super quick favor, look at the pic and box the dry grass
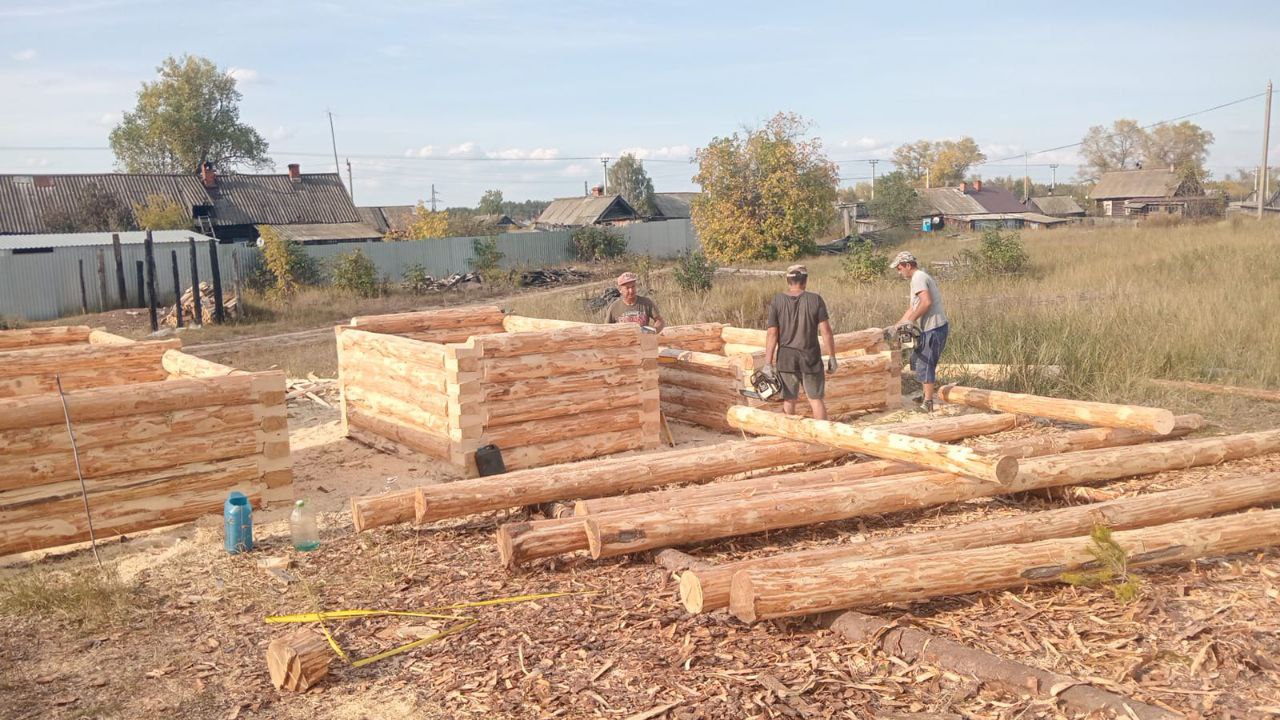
[0,563,143,632]
[512,218,1280,427]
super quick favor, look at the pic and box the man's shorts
[911,323,950,384]
[777,371,825,400]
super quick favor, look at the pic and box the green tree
[1141,121,1215,180]
[477,189,504,215]
[568,226,626,261]
[45,182,136,232]
[330,249,379,297]
[1078,119,1145,181]
[132,194,193,230]
[607,153,658,216]
[109,55,270,173]
[386,202,450,240]
[929,137,985,186]
[692,112,838,263]
[891,140,933,181]
[867,171,920,230]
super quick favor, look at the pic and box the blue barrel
[223,492,254,554]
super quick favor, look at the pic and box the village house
[1028,195,1086,218]
[917,180,1069,231]
[533,187,639,229]
[1089,168,1222,218]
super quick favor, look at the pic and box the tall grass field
[510,219,1280,429]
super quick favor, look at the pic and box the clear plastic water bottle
[290,500,320,552]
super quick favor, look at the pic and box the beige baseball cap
[891,251,917,268]
[616,272,638,286]
[785,264,808,279]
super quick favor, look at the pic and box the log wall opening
[659,325,901,431]
[336,306,662,476]
[0,325,293,556]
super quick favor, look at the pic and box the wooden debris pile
[162,281,239,326]
[285,375,338,408]
[519,267,589,287]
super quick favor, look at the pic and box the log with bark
[730,507,1280,621]
[267,629,333,691]
[937,385,1177,434]
[725,405,1018,483]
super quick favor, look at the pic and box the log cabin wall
[658,325,900,430]
[0,327,293,556]
[336,308,662,476]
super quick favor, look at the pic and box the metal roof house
[1028,196,1086,218]
[916,181,1066,230]
[534,194,638,229]
[0,163,376,243]
[652,192,699,220]
[1089,168,1220,217]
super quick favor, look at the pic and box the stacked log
[163,281,239,327]
[729,505,1280,622]
[0,371,292,556]
[338,307,661,477]
[937,385,1177,434]
[0,326,92,351]
[658,324,726,353]
[0,339,181,397]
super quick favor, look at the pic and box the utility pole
[600,157,609,194]
[346,158,354,203]
[1261,79,1273,220]
[868,159,879,200]
[924,167,930,189]
[584,180,589,196]
[327,110,341,179]
[1049,164,1059,194]
[430,184,439,212]
[1023,152,1030,202]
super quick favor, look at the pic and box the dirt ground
[2,395,1280,719]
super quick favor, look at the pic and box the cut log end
[993,455,1019,484]
[679,571,705,614]
[267,629,332,692]
[350,497,368,533]
[584,518,604,559]
[1151,412,1177,436]
[495,525,518,568]
[572,499,590,517]
[727,571,759,623]
[413,487,429,525]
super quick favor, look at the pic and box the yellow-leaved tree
[386,201,449,240]
[132,193,193,230]
[691,112,837,263]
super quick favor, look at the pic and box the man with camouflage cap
[764,264,838,420]
[891,251,949,413]
[604,271,665,332]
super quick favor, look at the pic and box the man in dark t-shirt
[765,264,838,419]
[604,271,665,331]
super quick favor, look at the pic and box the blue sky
[1,0,1278,206]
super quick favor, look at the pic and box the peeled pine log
[587,420,1240,561]
[483,407,642,448]
[0,325,91,350]
[485,383,643,426]
[1147,378,1280,404]
[502,314,588,333]
[478,323,642,357]
[337,327,448,370]
[726,405,1017,483]
[0,404,260,456]
[658,367,738,394]
[87,329,135,346]
[730,506,1280,622]
[402,325,504,345]
[346,407,450,461]
[343,384,453,435]
[499,430,653,473]
[658,323,725,353]
[970,414,1203,458]
[656,349,742,377]
[0,375,261,431]
[162,349,242,378]
[481,349,643,383]
[938,385,1176,435]
[351,305,504,334]
[721,327,883,354]
[267,629,332,691]
[485,368,643,402]
[496,517,590,567]
[581,416,1193,518]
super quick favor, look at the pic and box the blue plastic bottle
[223,491,254,554]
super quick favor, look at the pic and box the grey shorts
[777,371,825,400]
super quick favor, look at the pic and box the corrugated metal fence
[0,220,698,321]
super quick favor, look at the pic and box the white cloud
[12,49,37,61]
[269,125,296,142]
[98,111,120,126]
[487,147,559,160]
[24,157,50,167]
[413,145,434,157]
[226,67,259,83]
[616,145,691,161]
[380,45,407,58]
[447,141,480,157]
[562,163,589,176]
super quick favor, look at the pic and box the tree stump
[267,629,332,691]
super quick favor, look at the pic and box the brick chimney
[590,185,604,197]
[959,181,969,194]
[199,162,217,188]
[287,163,301,182]
[973,179,983,192]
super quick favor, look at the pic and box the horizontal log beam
[350,305,505,334]
[0,375,262,431]
[938,385,1177,435]
[477,323,642,358]
[0,326,91,350]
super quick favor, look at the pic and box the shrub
[330,249,379,297]
[401,263,433,294]
[470,237,505,273]
[964,228,1029,274]
[569,226,626,261]
[673,250,715,292]
[840,239,889,283]
[258,226,320,297]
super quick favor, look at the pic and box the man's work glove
[761,363,776,378]
[825,356,838,375]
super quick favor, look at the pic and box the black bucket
[475,444,507,477]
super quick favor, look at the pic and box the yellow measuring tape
[265,590,585,668]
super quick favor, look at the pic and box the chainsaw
[886,323,921,363]
[738,367,783,402]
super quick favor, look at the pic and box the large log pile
[162,281,240,327]
[0,326,292,556]
[337,306,661,477]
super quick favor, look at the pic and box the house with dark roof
[0,163,381,243]
[534,191,638,229]
[1028,195,1086,218]
[652,192,699,220]
[356,205,416,235]
[917,180,1068,231]
[1089,168,1221,218]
